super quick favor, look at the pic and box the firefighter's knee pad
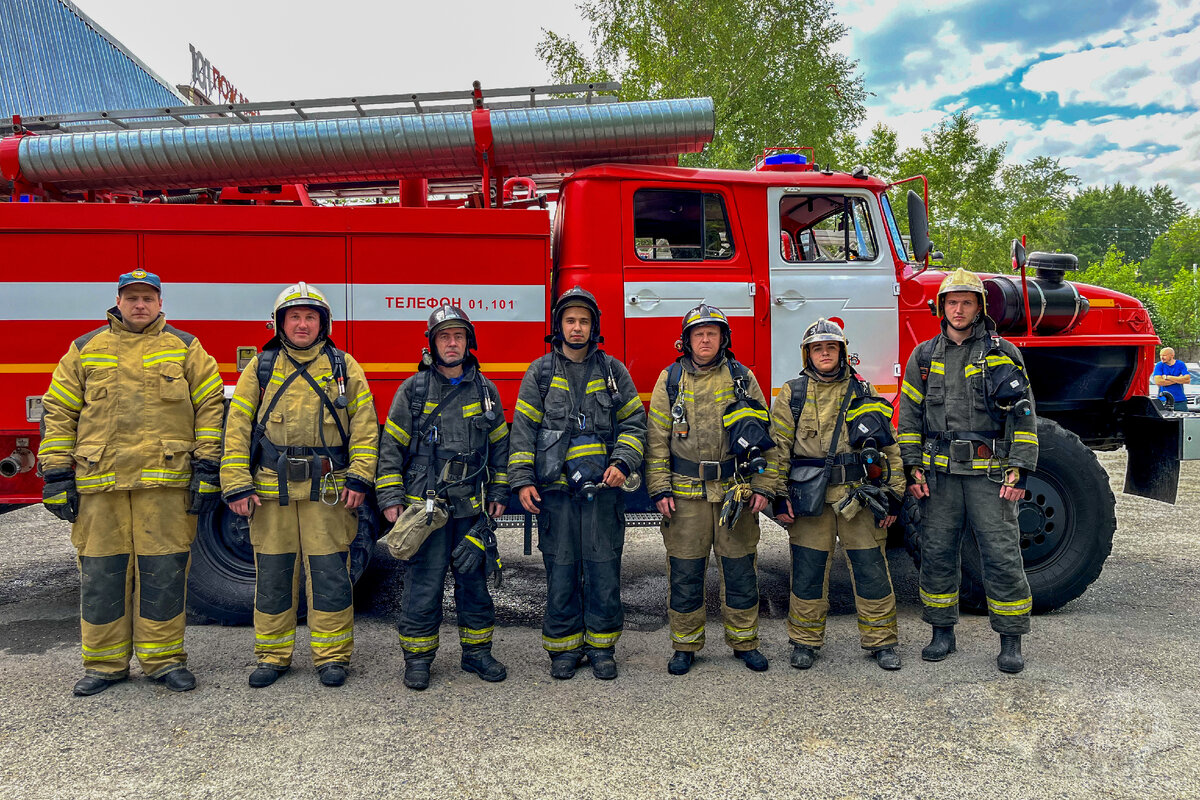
[80,553,129,626]
[308,552,352,612]
[255,552,297,616]
[137,552,190,621]
[790,545,828,601]
[720,553,759,610]
[668,556,706,613]
[846,547,892,600]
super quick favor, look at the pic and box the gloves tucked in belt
[188,459,221,515]
[719,483,754,529]
[42,469,79,523]
[452,516,503,586]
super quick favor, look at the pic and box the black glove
[42,469,79,523]
[188,459,221,516]
[452,516,503,586]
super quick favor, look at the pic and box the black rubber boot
[403,659,432,690]
[318,663,348,687]
[549,649,584,680]
[997,634,1025,674]
[248,664,288,688]
[734,648,769,672]
[873,647,902,671]
[158,667,196,692]
[921,626,957,662]
[461,647,507,682]
[789,644,817,670]
[586,647,617,680]
[667,650,695,675]
[73,674,127,696]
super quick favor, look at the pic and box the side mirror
[1011,239,1027,271]
[907,189,932,262]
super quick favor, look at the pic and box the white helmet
[273,282,332,341]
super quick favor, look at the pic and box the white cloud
[1022,25,1200,110]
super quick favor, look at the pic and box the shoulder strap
[256,344,279,399]
[537,354,554,401]
[788,374,810,422]
[915,339,935,383]
[666,361,684,407]
[727,359,751,400]
[409,370,430,417]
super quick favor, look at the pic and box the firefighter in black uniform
[508,287,646,680]
[898,269,1039,673]
[376,305,510,691]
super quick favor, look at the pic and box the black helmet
[679,304,732,358]
[424,304,477,368]
[800,317,848,371]
[549,286,602,348]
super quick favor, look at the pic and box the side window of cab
[633,189,735,262]
[779,194,878,263]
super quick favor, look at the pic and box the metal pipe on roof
[6,97,715,192]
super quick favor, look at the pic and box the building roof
[0,0,184,120]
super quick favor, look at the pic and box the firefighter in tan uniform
[898,269,1038,673]
[769,319,906,672]
[40,270,224,696]
[222,283,378,688]
[646,305,775,675]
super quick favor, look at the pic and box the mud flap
[1122,397,1200,503]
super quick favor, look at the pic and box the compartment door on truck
[622,185,755,393]
[767,187,899,400]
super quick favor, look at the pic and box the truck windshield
[880,193,909,261]
[778,194,878,263]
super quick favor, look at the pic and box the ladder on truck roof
[9,82,622,135]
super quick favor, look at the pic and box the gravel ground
[0,450,1197,799]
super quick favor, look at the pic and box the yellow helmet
[936,268,986,318]
[273,282,332,340]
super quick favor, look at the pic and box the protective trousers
[661,497,761,652]
[72,489,194,679]
[397,515,496,662]
[250,498,358,667]
[785,505,898,651]
[536,490,624,654]
[918,471,1032,634]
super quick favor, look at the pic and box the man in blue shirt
[1152,347,1190,404]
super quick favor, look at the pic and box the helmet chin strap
[562,338,589,350]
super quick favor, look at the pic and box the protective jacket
[507,344,646,491]
[377,363,510,518]
[769,367,905,506]
[221,340,377,503]
[646,356,774,502]
[897,318,1038,476]
[40,310,224,490]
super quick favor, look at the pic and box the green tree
[537,0,867,169]
[1143,213,1200,285]
[894,112,1007,272]
[999,156,1077,254]
[1064,183,1185,268]
[1075,245,1166,342]
[1156,267,1200,357]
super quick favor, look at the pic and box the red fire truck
[2,84,1195,623]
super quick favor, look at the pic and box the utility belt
[418,446,486,492]
[671,456,737,482]
[921,430,1010,479]
[258,439,349,505]
[790,453,866,486]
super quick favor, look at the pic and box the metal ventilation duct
[10,97,714,191]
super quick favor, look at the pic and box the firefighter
[898,268,1038,673]
[769,319,906,671]
[508,287,646,680]
[646,305,774,675]
[221,283,378,688]
[376,305,510,691]
[40,270,224,696]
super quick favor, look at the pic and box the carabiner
[320,472,340,506]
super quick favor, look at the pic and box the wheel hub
[1017,474,1070,565]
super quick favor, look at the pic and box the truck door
[622,185,756,393]
[767,187,899,398]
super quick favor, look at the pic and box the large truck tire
[188,499,381,626]
[903,417,1115,614]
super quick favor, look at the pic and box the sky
[67,0,1200,209]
